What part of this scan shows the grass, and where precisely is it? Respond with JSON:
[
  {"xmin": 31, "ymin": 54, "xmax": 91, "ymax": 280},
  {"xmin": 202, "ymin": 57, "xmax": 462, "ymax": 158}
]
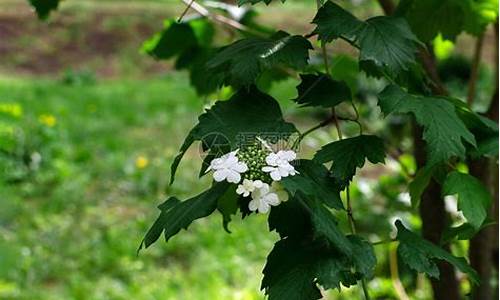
[{"xmin": 0, "ymin": 74, "xmax": 281, "ymax": 300}]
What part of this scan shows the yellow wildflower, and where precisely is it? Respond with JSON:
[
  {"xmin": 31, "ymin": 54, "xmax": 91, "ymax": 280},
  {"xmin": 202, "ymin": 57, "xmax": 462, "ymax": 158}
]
[
  {"xmin": 0, "ymin": 103, "xmax": 23, "ymax": 118},
  {"xmin": 135, "ymin": 156, "xmax": 149, "ymax": 169},
  {"xmin": 39, "ymin": 114, "xmax": 57, "ymax": 127}
]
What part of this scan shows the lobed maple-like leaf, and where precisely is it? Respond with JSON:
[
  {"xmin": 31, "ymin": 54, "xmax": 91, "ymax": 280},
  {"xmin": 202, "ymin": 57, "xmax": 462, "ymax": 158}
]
[
  {"xmin": 378, "ymin": 85, "xmax": 476, "ymax": 166},
  {"xmin": 395, "ymin": 220, "xmax": 479, "ymax": 284},
  {"xmin": 313, "ymin": 1, "xmax": 420, "ymax": 76},
  {"xmin": 207, "ymin": 31, "xmax": 312, "ymax": 87},
  {"xmin": 170, "ymin": 87, "xmax": 297, "ymax": 184}
]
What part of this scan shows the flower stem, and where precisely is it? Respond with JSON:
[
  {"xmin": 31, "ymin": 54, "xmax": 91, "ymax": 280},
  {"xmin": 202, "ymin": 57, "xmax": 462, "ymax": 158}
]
[{"xmin": 314, "ymin": 1, "xmax": 370, "ymax": 299}]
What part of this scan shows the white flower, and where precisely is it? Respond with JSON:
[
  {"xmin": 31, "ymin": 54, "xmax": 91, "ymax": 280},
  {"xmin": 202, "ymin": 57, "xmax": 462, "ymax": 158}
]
[
  {"xmin": 207, "ymin": 150, "xmax": 248, "ymax": 183},
  {"xmin": 262, "ymin": 150, "xmax": 298, "ymax": 181},
  {"xmin": 236, "ymin": 179, "xmax": 264, "ymax": 197},
  {"xmin": 248, "ymin": 183, "xmax": 281, "ymax": 214}
]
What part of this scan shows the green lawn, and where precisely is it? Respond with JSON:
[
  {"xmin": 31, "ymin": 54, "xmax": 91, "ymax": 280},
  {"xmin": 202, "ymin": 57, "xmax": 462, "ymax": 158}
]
[{"xmin": 0, "ymin": 75, "xmax": 283, "ymax": 300}]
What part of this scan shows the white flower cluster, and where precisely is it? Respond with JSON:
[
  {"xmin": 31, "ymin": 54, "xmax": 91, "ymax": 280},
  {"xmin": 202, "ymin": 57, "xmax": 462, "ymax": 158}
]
[{"xmin": 206, "ymin": 147, "xmax": 297, "ymax": 214}]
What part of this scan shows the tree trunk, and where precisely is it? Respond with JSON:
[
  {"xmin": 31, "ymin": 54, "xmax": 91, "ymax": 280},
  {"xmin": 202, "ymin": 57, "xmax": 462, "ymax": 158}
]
[
  {"xmin": 414, "ymin": 126, "xmax": 460, "ymax": 300},
  {"xmin": 469, "ymin": 20, "xmax": 499, "ymax": 300}
]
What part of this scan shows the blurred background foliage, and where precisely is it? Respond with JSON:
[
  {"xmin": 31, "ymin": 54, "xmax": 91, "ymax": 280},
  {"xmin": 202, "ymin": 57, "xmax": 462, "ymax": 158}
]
[{"xmin": 0, "ymin": 0, "xmax": 497, "ymax": 299}]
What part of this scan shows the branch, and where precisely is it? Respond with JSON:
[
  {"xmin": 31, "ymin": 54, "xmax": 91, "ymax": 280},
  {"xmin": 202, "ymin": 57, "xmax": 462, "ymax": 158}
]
[
  {"xmin": 389, "ymin": 243, "xmax": 410, "ymax": 300},
  {"xmin": 467, "ymin": 33, "xmax": 485, "ymax": 106},
  {"xmin": 179, "ymin": 0, "xmax": 264, "ymax": 37},
  {"xmin": 377, "ymin": 0, "xmax": 448, "ymax": 96},
  {"xmin": 377, "ymin": 0, "xmax": 396, "ymax": 15},
  {"xmin": 292, "ymin": 115, "xmax": 335, "ymax": 149}
]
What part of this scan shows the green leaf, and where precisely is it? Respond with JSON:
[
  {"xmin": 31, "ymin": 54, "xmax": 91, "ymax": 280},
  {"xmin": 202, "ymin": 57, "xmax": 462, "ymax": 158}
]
[
  {"xmin": 142, "ymin": 21, "xmax": 199, "ymax": 60},
  {"xmin": 262, "ymin": 238, "xmax": 361, "ymax": 299},
  {"xmin": 442, "ymin": 171, "xmax": 492, "ymax": 229},
  {"xmin": 261, "ymin": 239, "xmax": 325, "ymax": 300},
  {"xmin": 378, "ymin": 85, "xmax": 476, "ymax": 166},
  {"xmin": 281, "ymin": 159, "xmax": 343, "ymax": 209},
  {"xmin": 170, "ymin": 87, "xmax": 297, "ymax": 184},
  {"xmin": 140, "ymin": 182, "xmax": 229, "ymax": 249},
  {"xmin": 216, "ymin": 185, "xmax": 239, "ymax": 233},
  {"xmin": 441, "ymin": 220, "xmax": 496, "ymax": 244},
  {"xmin": 268, "ymin": 196, "xmax": 312, "ymax": 239},
  {"xmin": 397, "ymin": 0, "xmax": 466, "ymax": 41},
  {"xmin": 458, "ymin": 109, "xmax": 499, "ymax": 158},
  {"xmin": 272, "ymin": 192, "xmax": 351, "ymax": 256},
  {"xmin": 293, "ymin": 74, "xmax": 352, "ymax": 108},
  {"xmin": 395, "ymin": 220, "xmax": 480, "ymax": 284},
  {"xmin": 139, "ymin": 197, "xmax": 180, "ymax": 251},
  {"xmin": 348, "ymin": 235, "xmax": 377, "ymax": 278},
  {"xmin": 306, "ymin": 198, "xmax": 352, "ymax": 256},
  {"xmin": 397, "ymin": 0, "xmax": 498, "ymax": 41},
  {"xmin": 312, "ymin": 1, "xmax": 364, "ymax": 43},
  {"xmin": 313, "ymin": 135, "xmax": 385, "ymax": 187},
  {"xmin": 409, "ymin": 166, "xmax": 435, "ymax": 207},
  {"xmin": 29, "ymin": 0, "xmax": 60, "ymax": 20},
  {"xmin": 207, "ymin": 31, "xmax": 312, "ymax": 87},
  {"xmin": 313, "ymin": 1, "xmax": 420, "ymax": 76}
]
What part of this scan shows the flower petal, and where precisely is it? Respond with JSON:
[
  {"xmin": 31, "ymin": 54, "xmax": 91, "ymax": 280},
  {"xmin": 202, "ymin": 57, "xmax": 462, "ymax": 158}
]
[
  {"xmin": 258, "ymin": 201, "xmax": 270, "ymax": 214},
  {"xmin": 233, "ymin": 162, "xmax": 248, "ymax": 173},
  {"xmin": 262, "ymin": 166, "xmax": 275, "ymax": 173},
  {"xmin": 270, "ymin": 170, "xmax": 282, "ymax": 181},
  {"xmin": 236, "ymin": 184, "xmax": 246, "ymax": 195},
  {"xmin": 253, "ymin": 180, "xmax": 264, "ymax": 188},
  {"xmin": 213, "ymin": 169, "xmax": 228, "ymax": 182},
  {"xmin": 266, "ymin": 153, "xmax": 279, "ymax": 166},
  {"xmin": 248, "ymin": 199, "xmax": 259, "ymax": 211},
  {"xmin": 226, "ymin": 170, "xmax": 241, "ymax": 183},
  {"xmin": 265, "ymin": 193, "xmax": 280, "ymax": 206}
]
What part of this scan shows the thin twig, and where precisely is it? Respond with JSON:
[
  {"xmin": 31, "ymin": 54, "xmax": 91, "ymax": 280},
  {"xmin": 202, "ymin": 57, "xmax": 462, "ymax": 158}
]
[
  {"xmin": 179, "ymin": 0, "xmax": 263, "ymax": 36},
  {"xmin": 371, "ymin": 238, "xmax": 397, "ymax": 246},
  {"xmin": 293, "ymin": 115, "xmax": 335, "ymax": 149},
  {"xmin": 314, "ymin": 1, "xmax": 369, "ymax": 299},
  {"xmin": 467, "ymin": 33, "xmax": 485, "ymax": 106},
  {"xmin": 177, "ymin": 0, "xmax": 194, "ymax": 22},
  {"xmin": 389, "ymin": 242, "xmax": 410, "ymax": 300}
]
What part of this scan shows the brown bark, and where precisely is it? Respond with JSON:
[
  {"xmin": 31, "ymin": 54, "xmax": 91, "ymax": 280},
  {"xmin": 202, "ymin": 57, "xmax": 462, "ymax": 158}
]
[
  {"xmin": 414, "ymin": 126, "xmax": 461, "ymax": 300},
  {"xmin": 376, "ymin": 1, "xmax": 461, "ymax": 298},
  {"xmin": 469, "ymin": 20, "xmax": 499, "ymax": 300}
]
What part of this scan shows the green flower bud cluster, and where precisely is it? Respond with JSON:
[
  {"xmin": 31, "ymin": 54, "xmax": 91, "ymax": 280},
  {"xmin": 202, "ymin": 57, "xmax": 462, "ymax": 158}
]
[{"xmin": 237, "ymin": 144, "xmax": 271, "ymax": 182}]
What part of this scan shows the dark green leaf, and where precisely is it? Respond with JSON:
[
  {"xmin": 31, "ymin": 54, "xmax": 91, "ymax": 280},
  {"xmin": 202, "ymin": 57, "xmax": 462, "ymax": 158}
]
[
  {"xmin": 397, "ymin": 0, "xmax": 498, "ymax": 41},
  {"xmin": 306, "ymin": 198, "xmax": 352, "ymax": 256},
  {"xmin": 409, "ymin": 166, "xmax": 435, "ymax": 207},
  {"xmin": 262, "ymin": 238, "xmax": 360, "ymax": 299},
  {"xmin": 313, "ymin": 1, "xmax": 420, "ymax": 76},
  {"xmin": 442, "ymin": 171, "xmax": 492, "ymax": 229},
  {"xmin": 268, "ymin": 195, "xmax": 312, "ymax": 239},
  {"xmin": 29, "ymin": 0, "xmax": 60, "ymax": 20},
  {"xmin": 397, "ymin": 0, "xmax": 466, "ymax": 41},
  {"xmin": 378, "ymin": 85, "xmax": 476, "ymax": 166},
  {"xmin": 312, "ymin": 1, "xmax": 364, "ymax": 43},
  {"xmin": 139, "ymin": 197, "xmax": 180, "ymax": 251},
  {"xmin": 441, "ymin": 220, "xmax": 496, "ymax": 244},
  {"xmin": 395, "ymin": 220, "xmax": 479, "ymax": 284},
  {"xmin": 142, "ymin": 21, "xmax": 199, "ymax": 60},
  {"xmin": 281, "ymin": 159, "xmax": 343, "ymax": 209},
  {"xmin": 207, "ymin": 31, "xmax": 312, "ymax": 87},
  {"xmin": 457, "ymin": 108, "xmax": 499, "ymax": 158},
  {"xmin": 313, "ymin": 135, "xmax": 385, "ymax": 187},
  {"xmin": 140, "ymin": 183, "xmax": 229, "ymax": 249},
  {"xmin": 348, "ymin": 235, "xmax": 377, "ymax": 278},
  {"xmin": 170, "ymin": 87, "xmax": 297, "ymax": 184},
  {"xmin": 293, "ymin": 74, "xmax": 352, "ymax": 108},
  {"xmin": 216, "ymin": 185, "xmax": 239, "ymax": 233}
]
